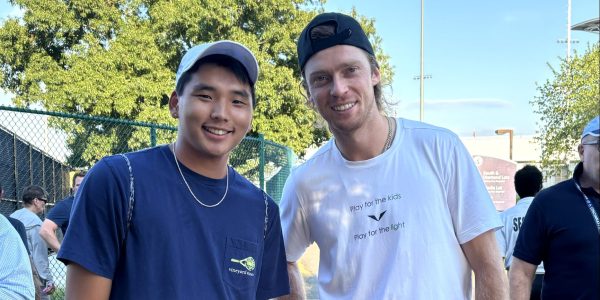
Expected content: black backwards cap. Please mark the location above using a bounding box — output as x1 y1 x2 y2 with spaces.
297 12 375 71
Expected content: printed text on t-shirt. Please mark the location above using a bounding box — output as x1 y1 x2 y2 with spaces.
349 193 402 213
353 222 406 240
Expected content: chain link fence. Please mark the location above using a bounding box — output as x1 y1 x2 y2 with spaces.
0 105 294 299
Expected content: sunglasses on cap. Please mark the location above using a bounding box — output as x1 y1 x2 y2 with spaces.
582 140 600 151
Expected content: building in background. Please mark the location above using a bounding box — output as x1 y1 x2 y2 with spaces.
460 134 579 211
571 18 599 33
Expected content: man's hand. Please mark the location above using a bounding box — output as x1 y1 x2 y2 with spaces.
42 281 56 295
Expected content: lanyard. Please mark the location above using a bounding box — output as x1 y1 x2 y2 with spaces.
574 181 600 234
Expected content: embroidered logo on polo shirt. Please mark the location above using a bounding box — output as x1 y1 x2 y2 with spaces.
228 256 256 277
231 256 256 271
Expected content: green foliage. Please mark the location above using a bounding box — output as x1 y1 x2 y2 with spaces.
531 43 599 174
50 286 65 300
0 0 393 166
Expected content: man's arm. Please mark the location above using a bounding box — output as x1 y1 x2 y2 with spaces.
30 226 52 283
508 257 536 300
65 263 112 300
276 261 305 300
462 229 508 300
39 219 61 252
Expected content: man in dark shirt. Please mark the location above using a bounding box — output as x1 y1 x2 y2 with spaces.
39 171 86 252
510 116 600 299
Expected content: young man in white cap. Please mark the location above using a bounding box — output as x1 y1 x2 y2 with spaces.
510 116 600 299
280 12 506 299
58 40 290 299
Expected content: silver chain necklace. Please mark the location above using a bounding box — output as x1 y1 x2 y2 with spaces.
171 143 229 208
381 116 396 154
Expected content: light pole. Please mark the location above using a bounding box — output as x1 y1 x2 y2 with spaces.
419 0 425 121
495 129 513 161
567 0 571 61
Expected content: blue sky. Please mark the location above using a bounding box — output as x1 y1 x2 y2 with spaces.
1 1 598 136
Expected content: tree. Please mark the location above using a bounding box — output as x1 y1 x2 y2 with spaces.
0 0 393 167
531 43 599 174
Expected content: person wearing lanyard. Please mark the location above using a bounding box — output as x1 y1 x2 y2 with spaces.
509 115 600 300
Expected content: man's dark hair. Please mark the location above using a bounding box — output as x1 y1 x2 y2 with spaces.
72 171 87 187
22 185 48 205
301 23 384 111
514 165 543 199
175 54 256 107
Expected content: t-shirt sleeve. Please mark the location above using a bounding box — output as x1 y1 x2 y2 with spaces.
57 157 130 279
512 200 545 266
256 197 290 299
279 170 311 262
7 218 29 254
0 216 35 300
495 222 507 257
46 200 68 229
445 137 502 244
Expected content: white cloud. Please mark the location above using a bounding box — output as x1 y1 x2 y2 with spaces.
400 98 513 111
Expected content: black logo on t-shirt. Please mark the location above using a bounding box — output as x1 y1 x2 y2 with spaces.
368 211 387 221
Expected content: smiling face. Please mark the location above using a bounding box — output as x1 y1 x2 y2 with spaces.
170 61 253 161
303 45 381 135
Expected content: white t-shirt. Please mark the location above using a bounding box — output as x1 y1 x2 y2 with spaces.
496 197 545 273
280 118 501 300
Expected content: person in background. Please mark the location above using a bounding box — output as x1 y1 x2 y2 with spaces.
2 182 30 254
510 116 600 299
0 214 35 299
40 171 86 252
10 185 55 299
496 165 544 299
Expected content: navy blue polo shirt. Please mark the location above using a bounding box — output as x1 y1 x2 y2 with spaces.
513 163 600 299
58 146 290 299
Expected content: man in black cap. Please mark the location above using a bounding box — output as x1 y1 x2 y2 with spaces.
279 12 507 299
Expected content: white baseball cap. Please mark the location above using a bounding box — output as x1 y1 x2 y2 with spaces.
581 116 599 139
175 40 259 87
